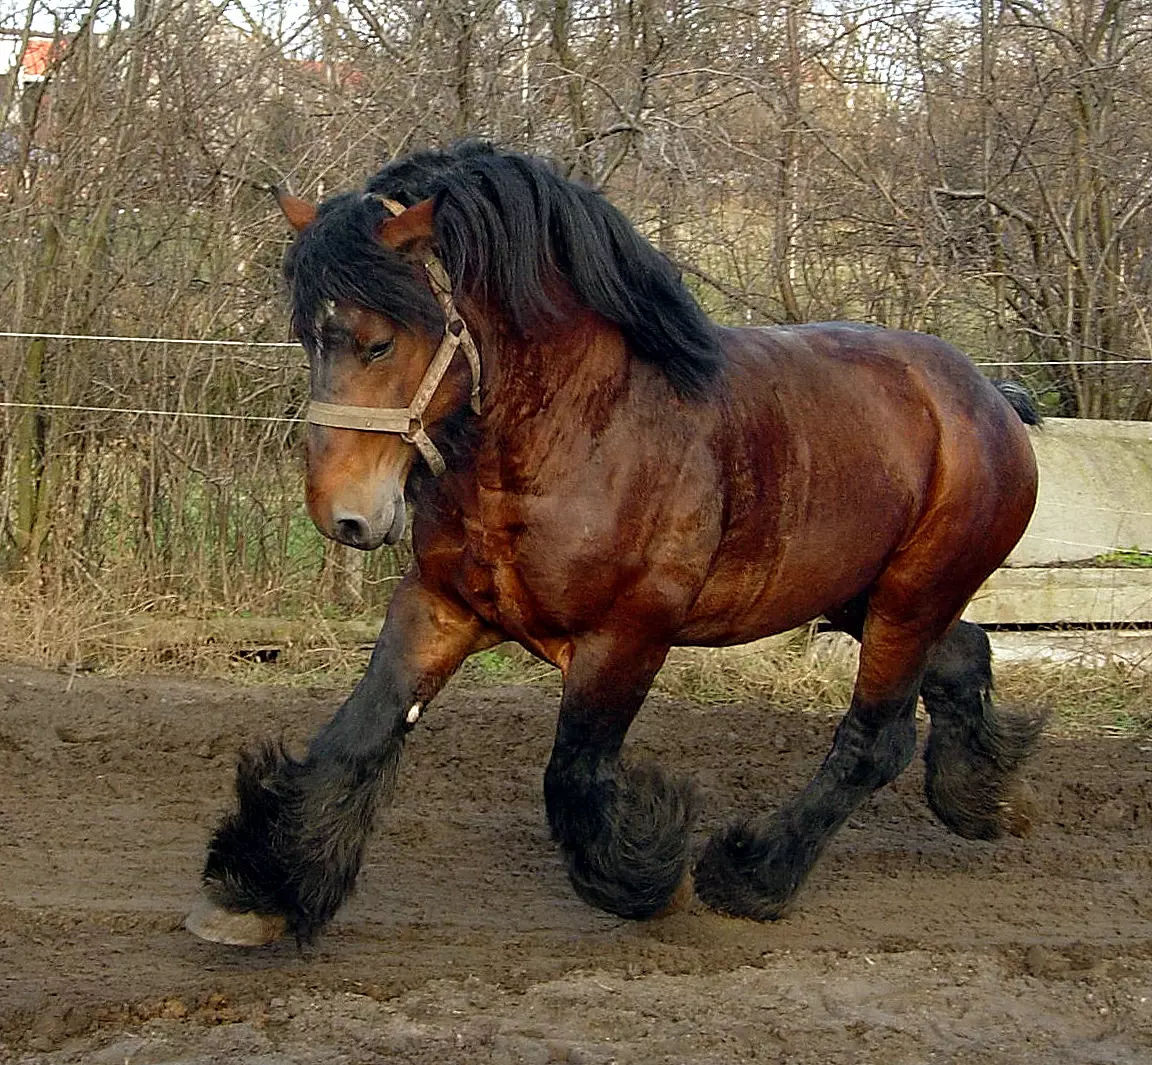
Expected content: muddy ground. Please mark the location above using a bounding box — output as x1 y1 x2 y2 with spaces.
0 662 1149 1064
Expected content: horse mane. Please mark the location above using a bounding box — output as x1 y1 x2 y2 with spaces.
283 193 445 349
288 142 724 397
364 141 496 207
385 143 725 397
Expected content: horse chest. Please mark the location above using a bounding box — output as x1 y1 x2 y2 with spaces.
452 499 539 631
450 489 620 639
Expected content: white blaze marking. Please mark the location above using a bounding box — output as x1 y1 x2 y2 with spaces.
314 299 337 351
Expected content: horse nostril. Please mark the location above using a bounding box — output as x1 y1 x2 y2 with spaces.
334 514 371 548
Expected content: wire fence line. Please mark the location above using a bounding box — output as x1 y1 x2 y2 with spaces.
0 401 304 424
989 359 1152 368
0 331 299 348
0 331 1148 428
3 330 1152 368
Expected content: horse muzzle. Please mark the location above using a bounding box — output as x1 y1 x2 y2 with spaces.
331 500 406 550
309 479 407 551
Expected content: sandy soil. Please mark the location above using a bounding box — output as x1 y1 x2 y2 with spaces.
0 662 1149 1064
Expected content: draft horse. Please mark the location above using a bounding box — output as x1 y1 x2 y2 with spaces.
187 143 1042 946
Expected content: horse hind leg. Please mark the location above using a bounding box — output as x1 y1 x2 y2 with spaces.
694 607 924 920
921 620 1045 839
808 605 1044 839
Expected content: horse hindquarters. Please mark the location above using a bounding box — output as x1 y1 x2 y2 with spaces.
695 395 1039 920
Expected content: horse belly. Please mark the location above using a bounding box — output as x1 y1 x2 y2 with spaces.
676 563 870 646
677 501 910 646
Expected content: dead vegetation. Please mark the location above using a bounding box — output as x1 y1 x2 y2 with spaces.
0 581 1145 737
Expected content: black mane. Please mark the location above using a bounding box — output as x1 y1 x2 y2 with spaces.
291 142 725 397
283 193 444 350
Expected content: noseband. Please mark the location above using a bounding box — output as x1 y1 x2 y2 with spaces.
305 198 482 476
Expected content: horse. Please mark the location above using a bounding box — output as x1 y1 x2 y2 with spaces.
185 142 1043 947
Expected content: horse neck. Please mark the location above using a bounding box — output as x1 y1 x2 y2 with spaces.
470 304 632 428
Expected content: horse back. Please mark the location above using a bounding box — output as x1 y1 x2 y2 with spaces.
678 323 1037 644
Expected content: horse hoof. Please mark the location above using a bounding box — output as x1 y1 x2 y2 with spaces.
653 869 695 918
185 897 286 946
998 780 1038 838
929 777 1038 841
692 826 793 921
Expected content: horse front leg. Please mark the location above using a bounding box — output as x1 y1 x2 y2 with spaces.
544 635 698 919
694 614 928 920
187 577 496 945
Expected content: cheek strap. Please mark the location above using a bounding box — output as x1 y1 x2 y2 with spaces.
305 198 481 477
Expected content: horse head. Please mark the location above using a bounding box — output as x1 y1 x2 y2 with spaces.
277 145 723 551
278 190 479 550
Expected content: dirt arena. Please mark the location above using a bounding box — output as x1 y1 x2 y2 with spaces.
0 662 1149 1064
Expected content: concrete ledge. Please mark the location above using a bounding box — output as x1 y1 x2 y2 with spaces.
1011 418 1152 565
964 568 1152 625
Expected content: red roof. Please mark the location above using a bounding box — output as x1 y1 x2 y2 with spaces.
21 38 60 77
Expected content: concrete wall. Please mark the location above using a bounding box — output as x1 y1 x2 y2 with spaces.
965 568 1152 625
1008 417 1152 565
965 418 1152 625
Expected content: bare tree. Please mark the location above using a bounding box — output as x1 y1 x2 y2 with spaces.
1 0 1149 620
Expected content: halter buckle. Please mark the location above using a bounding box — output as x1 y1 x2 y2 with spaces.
400 413 425 445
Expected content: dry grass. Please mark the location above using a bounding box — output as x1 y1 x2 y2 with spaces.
0 578 376 686
997 660 1152 736
0 582 1147 736
659 635 1152 737
654 629 858 709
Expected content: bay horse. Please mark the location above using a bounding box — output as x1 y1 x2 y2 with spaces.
187 142 1042 947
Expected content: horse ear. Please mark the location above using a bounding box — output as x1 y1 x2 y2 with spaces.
276 189 317 232
377 198 435 250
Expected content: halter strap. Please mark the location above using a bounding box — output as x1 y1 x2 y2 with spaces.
305 197 481 477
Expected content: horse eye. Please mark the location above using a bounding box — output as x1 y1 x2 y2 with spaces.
367 339 395 362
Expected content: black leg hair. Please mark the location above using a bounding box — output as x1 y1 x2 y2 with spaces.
202 707 407 942
199 579 491 942
545 731 698 919
694 690 917 919
921 620 1045 839
544 638 698 920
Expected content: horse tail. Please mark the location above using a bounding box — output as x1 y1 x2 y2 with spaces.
992 380 1042 426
